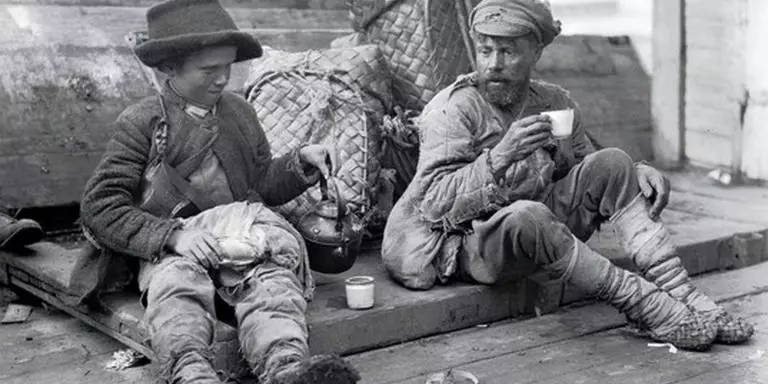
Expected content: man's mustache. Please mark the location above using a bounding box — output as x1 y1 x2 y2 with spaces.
480 75 512 83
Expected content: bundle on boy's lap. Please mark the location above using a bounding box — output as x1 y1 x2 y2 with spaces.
179 201 309 302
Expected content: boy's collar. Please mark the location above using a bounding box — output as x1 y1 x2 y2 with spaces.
162 81 219 118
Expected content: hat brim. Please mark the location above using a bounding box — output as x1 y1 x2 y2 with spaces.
473 23 532 38
135 30 263 67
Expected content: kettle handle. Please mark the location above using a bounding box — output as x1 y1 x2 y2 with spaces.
319 175 346 233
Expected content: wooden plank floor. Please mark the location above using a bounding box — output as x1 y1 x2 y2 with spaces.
349 262 768 384
2 260 766 384
1 169 767 383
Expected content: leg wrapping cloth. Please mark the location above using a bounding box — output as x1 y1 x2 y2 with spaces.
612 194 754 344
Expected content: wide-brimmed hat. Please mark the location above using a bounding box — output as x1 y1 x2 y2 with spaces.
134 0 263 68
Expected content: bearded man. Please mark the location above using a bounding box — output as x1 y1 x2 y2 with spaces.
381 0 753 351
79 0 361 383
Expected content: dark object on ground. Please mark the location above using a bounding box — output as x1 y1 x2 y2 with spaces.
0 212 44 250
276 354 361 384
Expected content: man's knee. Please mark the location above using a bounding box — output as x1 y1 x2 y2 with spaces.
497 200 559 241
498 200 573 264
584 148 634 176
501 200 554 228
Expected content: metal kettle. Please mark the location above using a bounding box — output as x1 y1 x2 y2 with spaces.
297 176 364 274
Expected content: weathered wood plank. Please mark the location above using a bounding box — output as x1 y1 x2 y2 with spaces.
309 278 526 355
0 244 527 362
349 261 768 384
0 324 119 380
8 278 153 356
673 359 768 384
1 350 158 384
668 189 768 225
0 5 349 49
685 130 734 168
0 243 81 292
667 168 768 202
532 293 768 384
651 0 685 168
0 309 81 346
349 305 626 384
741 0 768 181
684 0 748 171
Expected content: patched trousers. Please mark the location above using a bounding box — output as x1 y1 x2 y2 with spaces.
138 257 309 379
458 148 642 284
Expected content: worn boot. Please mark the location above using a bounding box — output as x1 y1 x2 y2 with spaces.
270 354 361 384
555 238 717 351
0 211 43 250
256 342 360 384
164 350 222 384
611 195 754 344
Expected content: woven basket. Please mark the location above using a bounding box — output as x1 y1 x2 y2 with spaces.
244 45 393 225
348 0 480 111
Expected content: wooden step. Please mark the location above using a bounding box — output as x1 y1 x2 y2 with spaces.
348 261 768 384
2 201 767 379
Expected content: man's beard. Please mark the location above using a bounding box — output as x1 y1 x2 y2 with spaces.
477 76 529 108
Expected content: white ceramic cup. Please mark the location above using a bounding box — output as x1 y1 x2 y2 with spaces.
345 276 375 310
541 108 575 138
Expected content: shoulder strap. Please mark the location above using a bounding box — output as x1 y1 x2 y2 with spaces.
152 96 217 212
153 96 171 161
160 162 217 212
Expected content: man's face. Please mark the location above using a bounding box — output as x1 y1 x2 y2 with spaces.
474 33 542 107
167 45 237 107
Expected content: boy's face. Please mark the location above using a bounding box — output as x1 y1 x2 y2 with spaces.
167 45 237 107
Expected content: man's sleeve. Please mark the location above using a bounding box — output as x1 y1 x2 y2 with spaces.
80 113 180 260
569 98 595 162
417 95 508 229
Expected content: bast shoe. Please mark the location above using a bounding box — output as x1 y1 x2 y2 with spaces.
0 212 44 250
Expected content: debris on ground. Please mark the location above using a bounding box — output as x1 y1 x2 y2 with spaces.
707 168 734 186
647 342 678 354
0 286 20 307
105 349 146 371
426 369 480 384
749 350 765 360
1 303 33 324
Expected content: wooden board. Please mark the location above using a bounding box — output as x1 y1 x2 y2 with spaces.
683 0 748 170
741 0 768 181
673 360 768 384
651 0 684 168
531 294 768 384
0 244 529 365
348 261 768 384
9 175 766 370
667 168 768 203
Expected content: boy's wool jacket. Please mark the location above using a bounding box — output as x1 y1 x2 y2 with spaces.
73 84 314 304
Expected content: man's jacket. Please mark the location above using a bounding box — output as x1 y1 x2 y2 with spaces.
381 74 594 290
